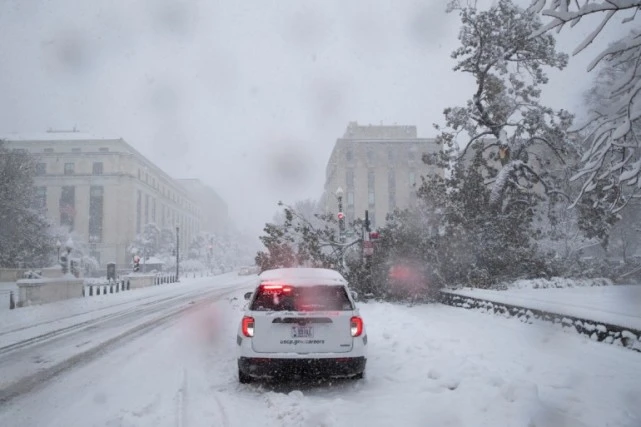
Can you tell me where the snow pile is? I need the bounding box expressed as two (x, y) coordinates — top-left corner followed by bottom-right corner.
(448, 284), (641, 330)
(495, 276), (613, 290)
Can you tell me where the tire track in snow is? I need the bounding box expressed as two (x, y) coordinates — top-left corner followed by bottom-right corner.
(0, 288), (239, 404)
(176, 368), (188, 427)
(212, 390), (230, 427)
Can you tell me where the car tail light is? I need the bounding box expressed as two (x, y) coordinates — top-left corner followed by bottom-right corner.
(242, 316), (254, 337)
(350, 316), (363, 337)
(261, 284), (292, 293)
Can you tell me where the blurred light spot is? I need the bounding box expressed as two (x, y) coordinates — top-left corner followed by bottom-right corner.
(147, 0), (198, 37)
(43, 28), (93, 75)
(263, 141), (312, 190)
(406, 5), (450, 49)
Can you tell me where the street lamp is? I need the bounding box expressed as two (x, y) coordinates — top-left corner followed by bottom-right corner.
(56, 240), (62, 262)
(336, 187), (345, 243)
(64, 237), (73, 276)
(175, 226), (180, 281)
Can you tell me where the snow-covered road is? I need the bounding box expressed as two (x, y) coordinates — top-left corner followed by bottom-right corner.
(0, 282), (639, 427)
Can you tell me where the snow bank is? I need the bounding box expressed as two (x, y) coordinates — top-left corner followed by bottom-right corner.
(495, 277), (613, 290)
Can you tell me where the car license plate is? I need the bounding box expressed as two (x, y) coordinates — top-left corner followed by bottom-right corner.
(291, 326), (313, 338)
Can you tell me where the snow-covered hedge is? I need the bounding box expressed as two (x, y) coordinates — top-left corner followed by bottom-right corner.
(440, 292), (640, 352)
(494, 277), (613, 290)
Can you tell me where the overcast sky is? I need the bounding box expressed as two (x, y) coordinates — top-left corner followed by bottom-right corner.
(0, 0), (634, 237)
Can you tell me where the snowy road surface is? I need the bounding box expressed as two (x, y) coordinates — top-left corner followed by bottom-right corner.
(1, 284), (640, 426)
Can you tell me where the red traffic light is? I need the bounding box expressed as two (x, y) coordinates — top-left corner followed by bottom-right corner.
(337, 212), (345, 220)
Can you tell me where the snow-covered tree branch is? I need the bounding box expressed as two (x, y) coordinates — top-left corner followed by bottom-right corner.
(532, 1), (641, 213)
(440, 0), (573, 208)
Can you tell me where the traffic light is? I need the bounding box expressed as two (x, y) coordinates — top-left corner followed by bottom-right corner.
(133, 255), (140, 272)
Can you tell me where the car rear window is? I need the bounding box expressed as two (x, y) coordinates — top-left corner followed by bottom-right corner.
(250, 285), (353, 312)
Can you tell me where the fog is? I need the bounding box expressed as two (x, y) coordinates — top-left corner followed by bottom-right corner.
(0, 0), (632, 236)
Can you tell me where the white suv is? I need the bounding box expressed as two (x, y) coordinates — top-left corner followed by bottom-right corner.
(236, 267), (367, 383)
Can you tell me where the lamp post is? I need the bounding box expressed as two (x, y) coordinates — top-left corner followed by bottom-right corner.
(336, 186), (345, 243)
(56, 240), (62, 263)
(64, 237), (73, 276)
(175, 226), (180, 282)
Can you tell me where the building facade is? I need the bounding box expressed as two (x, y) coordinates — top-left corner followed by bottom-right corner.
(322, 122), (443, 229)
(3, 131), (226, 269)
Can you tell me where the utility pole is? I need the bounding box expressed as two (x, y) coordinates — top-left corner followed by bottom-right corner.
(176, 226), (180, 282)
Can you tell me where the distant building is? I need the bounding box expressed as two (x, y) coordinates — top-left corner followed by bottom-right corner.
(177, 178), (229, 234)
(2, 131), (227, 269)
(321, 122), (443, 229)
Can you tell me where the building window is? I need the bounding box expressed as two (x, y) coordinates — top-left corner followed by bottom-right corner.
(138, 169), (141, 180)
(72, 148), (81, 153)
(34, 186), (47, 211)
(388, 169), (396, 211)
(408, 148), (417, 162)
(99, 147), (109, 152)
(347, 191), (354, 208)
(346, 169), (354, 189)
(64, 163), (75, 175)
(136, 190), (142, 234)
(367, 149), (375, 165)
(92, 162), (103, 175)
(89, 186), (104, 242)
(152, 198), (156, 223)
(44, 148), (54, 153)
(35, 163), (46, 176)
(145, 194), (149, 224)
(161, 204), (166, 227)
(388, 148), (395, 163)
(346, 148), (353, 162)
(368, 169), (375, 208)
(59, 186), (75, 230)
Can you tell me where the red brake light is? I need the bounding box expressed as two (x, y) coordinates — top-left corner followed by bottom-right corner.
(261, 284), (292, 293)
(242, 316), (254, 337)
(350, 316), (363, 337)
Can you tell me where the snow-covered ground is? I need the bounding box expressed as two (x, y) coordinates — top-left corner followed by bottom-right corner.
(1, 287), (639, 427)
(447, 284), (641, 330)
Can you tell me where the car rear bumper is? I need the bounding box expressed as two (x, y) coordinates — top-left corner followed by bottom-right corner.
(238, 356), (366, 379)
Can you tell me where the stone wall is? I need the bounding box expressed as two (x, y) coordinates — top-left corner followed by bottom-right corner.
(17, 277), (84, 306)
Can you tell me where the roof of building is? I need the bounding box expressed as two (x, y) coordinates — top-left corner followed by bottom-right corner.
(342, 121), (418, 139)
(0, 131), (122, 141)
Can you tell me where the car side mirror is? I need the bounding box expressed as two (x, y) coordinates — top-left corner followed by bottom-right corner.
(244, 291), (253, 301)
(351, 290), (359, 301)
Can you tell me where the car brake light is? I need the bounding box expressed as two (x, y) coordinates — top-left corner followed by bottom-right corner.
(350, 316), (363, 337)
(261, 284), (292, 293)
(242, 316), (254, 337)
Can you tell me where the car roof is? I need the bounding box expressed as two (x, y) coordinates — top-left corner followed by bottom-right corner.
(258, 268), (348, 287)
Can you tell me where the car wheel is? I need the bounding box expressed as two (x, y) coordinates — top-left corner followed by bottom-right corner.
(352, 371), (364, 380)
(239, 369), (253, 384)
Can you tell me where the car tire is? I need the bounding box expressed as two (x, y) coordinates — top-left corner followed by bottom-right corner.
(239, 369), (253, 384)
(352, 371), (364, 380)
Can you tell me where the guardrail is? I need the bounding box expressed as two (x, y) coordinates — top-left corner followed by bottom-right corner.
(84, 274), (178, 297)
(439, 291), (641, 353)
